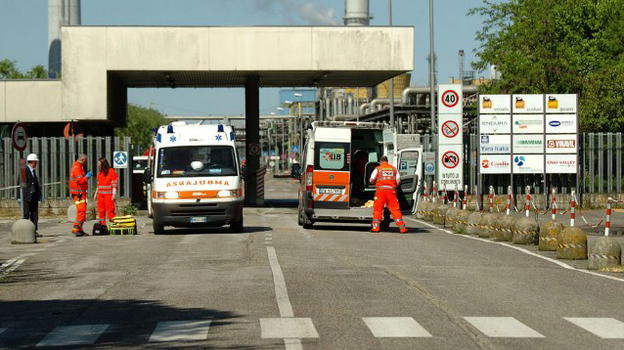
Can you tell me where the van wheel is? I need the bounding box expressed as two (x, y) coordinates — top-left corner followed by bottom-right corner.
(301, 212), (314, 229)
(230, 219), (244, 233)
(297, 208), (304, 226)
(153, 220), (164, 235)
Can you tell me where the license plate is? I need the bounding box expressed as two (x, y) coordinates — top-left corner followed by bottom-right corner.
(190, 217), (207, 223)
(319, 187), (343, 195)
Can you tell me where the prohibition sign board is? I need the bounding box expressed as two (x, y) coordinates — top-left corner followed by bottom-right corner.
(438, 84), (463, 114)
(441, 90), (459, 108)
(11, 123), (28, 152)
(441, 120), (459, 138)
(442, 151), (460, 169)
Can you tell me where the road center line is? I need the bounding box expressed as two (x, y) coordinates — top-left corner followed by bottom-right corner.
(406, 217), (624, 284)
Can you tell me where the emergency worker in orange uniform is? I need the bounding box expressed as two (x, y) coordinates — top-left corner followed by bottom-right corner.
(69, 154), (92, 236)
(369, 155), (407, 234)
(94, 157), (118, 227)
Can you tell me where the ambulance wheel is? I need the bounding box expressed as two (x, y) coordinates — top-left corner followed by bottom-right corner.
(230, 219), (244, 233)
(301, 212), (314, 229)
(153, 220), (164, 235)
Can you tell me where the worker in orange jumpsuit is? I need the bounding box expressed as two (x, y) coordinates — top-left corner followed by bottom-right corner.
(69, 154), (92, 236)
(369, 155), (408, 234)
(94, 157), (118, 227)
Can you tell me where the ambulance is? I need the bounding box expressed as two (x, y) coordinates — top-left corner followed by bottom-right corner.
(145, 122), (244, 234)
(297, 121), (423, 228)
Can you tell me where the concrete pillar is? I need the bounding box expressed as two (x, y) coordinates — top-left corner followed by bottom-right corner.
(245, 76), (260, 206)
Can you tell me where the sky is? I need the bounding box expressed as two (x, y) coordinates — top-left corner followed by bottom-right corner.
(0, 0), (486, 116)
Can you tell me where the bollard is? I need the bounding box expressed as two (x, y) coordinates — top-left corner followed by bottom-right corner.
(605, 199), (613, 236)
(453, 210), (470, 234)
(454, 186), (459, 208)
(466, 212), (483, 235)
(539, 220), (563, 251)
(474, 185), (480, 211)
(524, 186), (532, 217)
(588, 237), (622, 270)
(492, 215), (515, 241)
(512, 217), (539, 245)
(488, 186), (494, 213)
(557, 226), (587, 260)
(432, 181), (438, 203)
(441, 184), (448, 205)
(551, 188), (557, 221)
(506, 185), (512, 216)
(462, 185), (468, 210)
(570, 191), (576, 227)
(11, 219), (37, 244)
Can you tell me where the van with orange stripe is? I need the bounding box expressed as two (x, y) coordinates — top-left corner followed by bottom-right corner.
(297, 121), (422, 228)
(145, 122), (244, 234)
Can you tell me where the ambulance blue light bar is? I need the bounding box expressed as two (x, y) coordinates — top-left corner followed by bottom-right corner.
(218, 124), (224, 132)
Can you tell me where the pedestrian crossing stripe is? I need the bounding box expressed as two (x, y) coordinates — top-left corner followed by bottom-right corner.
(464, 317), (544, 338)
(149, 320), (212, 342)
(36, 324), (109, 347)
(564, 318), (624, 339)
(363, 317), (432, 338)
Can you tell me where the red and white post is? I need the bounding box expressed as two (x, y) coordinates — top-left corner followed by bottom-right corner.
(488, 186), (495, 213)
(525, 186), (531, 217)
(432, 181), (438, 203)
(506, 185), (512, 216)
(462, 185), (468, 210)
(570, 190), (576, 227)
(442, 184), (448, 205)
(551, 188), (557, 221)
(605, 198), (613, 236)
(475, 185), (480, 211)
(454, 185), (459, 208)
(423, 181), (429, 202)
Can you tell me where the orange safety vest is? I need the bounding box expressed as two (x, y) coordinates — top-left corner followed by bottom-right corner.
(97, 168), (118, 195)
(374, 162), (399, 189)
(69, 161), (88, 196)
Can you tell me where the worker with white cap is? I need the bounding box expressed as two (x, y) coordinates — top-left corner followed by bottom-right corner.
(22, 153), (42, 234)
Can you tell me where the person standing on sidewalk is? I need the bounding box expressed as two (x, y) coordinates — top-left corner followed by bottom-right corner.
(69, 154), (92, 236)
(369, 155), (408, 234)
(94, 157), (118, 229)
(22, 153), (42, 234)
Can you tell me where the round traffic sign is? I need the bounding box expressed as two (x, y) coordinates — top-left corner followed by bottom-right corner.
(11, 123), (28, 152)
(441, 151), (460, 169)
(441, 120), (460, 138)
(441, 90), (459, 108)
(249, 143), (261, 156)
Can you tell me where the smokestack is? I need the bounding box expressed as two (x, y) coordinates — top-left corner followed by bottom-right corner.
(344, 0), (370, 26)
(48, 0), (81, 78)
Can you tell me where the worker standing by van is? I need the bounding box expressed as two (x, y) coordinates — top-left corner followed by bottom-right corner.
(369, 155), (408, 234)
(69, 154), (92, 236)
(94, 157), (118, 228)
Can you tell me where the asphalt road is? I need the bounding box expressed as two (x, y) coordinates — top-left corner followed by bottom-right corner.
(1, 180), (624, 349)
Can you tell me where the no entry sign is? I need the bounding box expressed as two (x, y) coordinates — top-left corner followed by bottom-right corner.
(438, 144), (463, 189)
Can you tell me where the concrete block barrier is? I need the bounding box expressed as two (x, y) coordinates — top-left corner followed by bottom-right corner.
(424, 202), (437, 222)
(588, 237), (621, 270)
(492, 215), (515, 242)
(445, 207), (461, 228)
(512, 217), (539, 245)
(433, 204), (450, 225)
(539, 220), (563, 251)
(11, 219), (36, 244)
(557, 227), (588, 260)
(478, 213), (498, 238)
(453, 210), (470, 234)
(466, 212), (483, 236)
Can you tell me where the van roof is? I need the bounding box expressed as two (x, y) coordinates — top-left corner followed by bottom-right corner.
(155, 123), (236, 147)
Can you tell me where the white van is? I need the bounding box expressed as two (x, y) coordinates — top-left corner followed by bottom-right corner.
(297, 121), (423, 228)
(145, 123), (244, 234)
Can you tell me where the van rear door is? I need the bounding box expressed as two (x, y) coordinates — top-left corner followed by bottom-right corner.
(312, 128), (350, 209)
(396, 148), (423, 214)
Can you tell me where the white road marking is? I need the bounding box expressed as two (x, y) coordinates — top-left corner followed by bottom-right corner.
(565, 317), (624, 339)
(36, 324), (109, 347)
(464, 317), (544, 338)
(266, 246), (294, 317)
(363, 317), (432, 338)
(260, 318), (319, 339)
(406, 217), (624, 284)
(148, 320), (212, 342)
(0, 257), (18, 271)
(0, 258), (26, 278)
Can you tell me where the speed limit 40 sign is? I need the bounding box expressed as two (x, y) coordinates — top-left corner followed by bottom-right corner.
(438, 84), (463, 114)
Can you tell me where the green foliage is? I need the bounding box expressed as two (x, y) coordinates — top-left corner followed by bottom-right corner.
(470, 0), (624, 132)
(115, 104), (167, 149)
(0, 59), (48, 79)
(119, 204), (138, 216)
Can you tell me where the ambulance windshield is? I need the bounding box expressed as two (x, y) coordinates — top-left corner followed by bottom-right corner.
(158, 146), (237, 178)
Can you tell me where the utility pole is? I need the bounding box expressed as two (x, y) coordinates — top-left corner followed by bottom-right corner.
(429, 0), (436, 133)
(388, 0), (395, 129)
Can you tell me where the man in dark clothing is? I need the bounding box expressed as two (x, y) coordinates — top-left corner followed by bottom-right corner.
(22, 153), (42, 233)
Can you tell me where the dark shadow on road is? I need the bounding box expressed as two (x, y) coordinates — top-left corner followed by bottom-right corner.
(0, 299), (278, 349)
(157, 226), (272, 235)
(0, 261), (73, 286)
(310, 224), (428, 234)
(257, 199), (298, 208)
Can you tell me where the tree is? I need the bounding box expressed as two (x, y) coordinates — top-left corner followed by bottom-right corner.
(115, 104), (167, 150)
(469, 0), (624, 132)
(0, 59), (48, 79)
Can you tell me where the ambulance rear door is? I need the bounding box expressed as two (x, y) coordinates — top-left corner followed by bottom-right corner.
(396, 147), (423, 214)
(312, 127), (351, 209)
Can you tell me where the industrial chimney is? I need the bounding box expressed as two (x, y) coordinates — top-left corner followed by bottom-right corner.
(48, 0), (81, 78)
(344, 0), (371, 26)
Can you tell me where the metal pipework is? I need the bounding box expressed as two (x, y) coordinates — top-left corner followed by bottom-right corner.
(344, 0), (370, 26)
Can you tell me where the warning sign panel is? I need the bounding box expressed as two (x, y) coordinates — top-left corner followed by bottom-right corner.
(438, 84), (463, 114)
(437, 144), (463, 189)
(438, 114), (463, 144)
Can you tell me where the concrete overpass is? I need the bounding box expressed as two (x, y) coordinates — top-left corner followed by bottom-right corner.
(0, 26), (414, 205)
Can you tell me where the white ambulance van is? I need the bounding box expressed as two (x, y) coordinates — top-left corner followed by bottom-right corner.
(145, 122), (244, 234)
(297, 121), (423, 229)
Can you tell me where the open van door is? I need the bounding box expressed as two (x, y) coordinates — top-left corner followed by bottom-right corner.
(396, 147), (423, 214)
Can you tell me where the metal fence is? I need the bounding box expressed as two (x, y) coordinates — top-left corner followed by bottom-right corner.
(0, 136), (133, 200)
(420, 132), (624, 196)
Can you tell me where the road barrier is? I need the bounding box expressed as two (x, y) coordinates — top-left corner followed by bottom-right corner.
(492, 215), (515, 242)
(433, 203), (449, 225)
(557, 227), (588, 260)
(512, 217), (539, 245)
(588, 237), (622, 270)
(466, 212), (482, 235)
(453, 210), (470, 234)
(539, 220), (563, 251)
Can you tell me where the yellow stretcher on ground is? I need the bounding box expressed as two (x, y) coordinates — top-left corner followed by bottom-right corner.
(108, 215), (137, 235)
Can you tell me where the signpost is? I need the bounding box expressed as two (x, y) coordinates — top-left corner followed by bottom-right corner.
(424, 151), (435, 176)
(12, 123), (28, 216)
(113, 151), (129, 169)
(437, 84), (463, 190)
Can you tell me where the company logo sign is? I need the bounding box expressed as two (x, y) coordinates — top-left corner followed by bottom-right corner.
(514, 156), (526, 166)
(547, 139), (575, 149)
(513, 135), (544, 153)
(514, 120), (542, 129)
(545, 134), (578, 154)
(480, 135), (511, 154)
(546, 154), (577, 173)
(480, 155), (511, 174)
(512, 154), (544, 174)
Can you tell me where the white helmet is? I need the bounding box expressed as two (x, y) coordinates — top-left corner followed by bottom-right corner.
(26, 153), (39, 162)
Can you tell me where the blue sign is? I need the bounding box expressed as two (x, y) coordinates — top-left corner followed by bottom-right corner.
(425, 163), (435, 174)
(113, 151), (128, 169)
